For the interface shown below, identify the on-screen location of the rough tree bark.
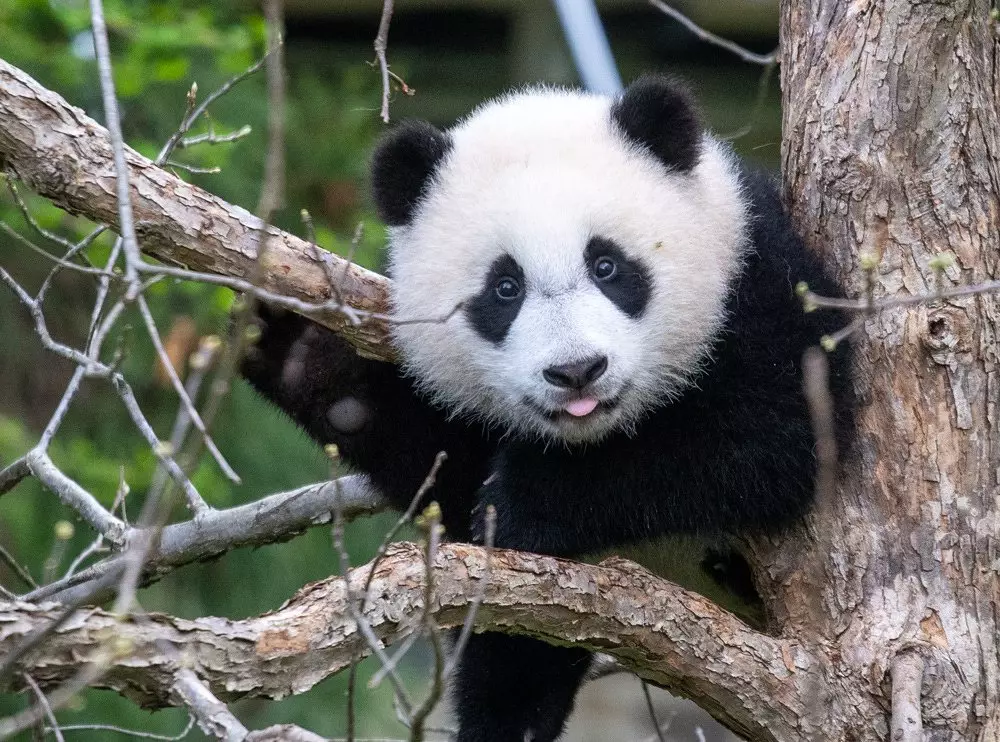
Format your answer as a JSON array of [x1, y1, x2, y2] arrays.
[[742, 1, 1000, 740], [2, 1, 999, 739]]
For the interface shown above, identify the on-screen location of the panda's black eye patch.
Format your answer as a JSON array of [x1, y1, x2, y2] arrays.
[[466, 254, 526, 345], [584, 237, 650, 318]]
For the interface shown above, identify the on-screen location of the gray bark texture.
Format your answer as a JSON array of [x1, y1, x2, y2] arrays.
[[0, 57, 394, 361], [1, 0, 1000, 739]]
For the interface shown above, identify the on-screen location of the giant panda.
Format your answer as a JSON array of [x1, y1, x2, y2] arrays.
[[241, 75, 854, 742]]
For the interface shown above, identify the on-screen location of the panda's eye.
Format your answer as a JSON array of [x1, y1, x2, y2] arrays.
[[592, 256, 618, 281], [495, 276, 522, 301]]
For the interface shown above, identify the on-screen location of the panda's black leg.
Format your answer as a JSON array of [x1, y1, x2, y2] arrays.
[[451, 631, 591, 742]]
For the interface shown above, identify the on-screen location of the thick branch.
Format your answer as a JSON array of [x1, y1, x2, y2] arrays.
[[24, 475, 384, 606], [0, 58, 393, 361], [0, 543, 852, 742]]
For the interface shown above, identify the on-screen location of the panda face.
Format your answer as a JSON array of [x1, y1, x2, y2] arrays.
[[377, 80, 748, 444]]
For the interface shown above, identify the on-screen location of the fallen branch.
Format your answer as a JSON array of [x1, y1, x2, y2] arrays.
[[0, 542, 860, 742], [0, 58, 394, 361]]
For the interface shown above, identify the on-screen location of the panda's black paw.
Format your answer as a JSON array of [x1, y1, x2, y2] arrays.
[[240, 302, 313, 390]]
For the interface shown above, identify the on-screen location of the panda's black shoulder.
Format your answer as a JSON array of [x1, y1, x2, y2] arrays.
[[734, 162, 841, 299], [722, 159, 855, 455]]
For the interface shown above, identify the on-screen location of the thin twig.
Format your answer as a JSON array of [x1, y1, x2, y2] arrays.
[[136, 295, 238, 484], [147, 335, 221, 501], [47, 716, 195, 740], [408, 505, 444, 742], [332, 482, 414, 719], [0, 542, 37, 589], [157, 55, 272, 164], [801, 348, 838, 506], [257, 0, 286, 218], [22, 673, 64, 742], [0, 221, 113, 278], [373, 0, 396, 123], [165, 161, 221, 175], [722, 52, 778, 140], [178, 125, 252, 149], [444, 504, 495, 679], [802, 278, 1000, 312], [89, 0, 142, 291], [109, 374, 208, 514], [641, 681, 666, 742], [648, 0, 778, 65]]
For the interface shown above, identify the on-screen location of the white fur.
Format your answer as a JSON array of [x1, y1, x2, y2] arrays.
[[388, 86, 749, 443]]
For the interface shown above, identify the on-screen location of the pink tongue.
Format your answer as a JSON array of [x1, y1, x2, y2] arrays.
[[564, 397, 599, 417]]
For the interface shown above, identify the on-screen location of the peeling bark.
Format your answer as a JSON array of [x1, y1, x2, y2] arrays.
[[0, 58, 394, 361], [0, 543, 877, 742]]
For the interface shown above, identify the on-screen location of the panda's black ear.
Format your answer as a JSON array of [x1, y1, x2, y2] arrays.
[[611, 75, 702, 173], [371, 120, 452, 226]]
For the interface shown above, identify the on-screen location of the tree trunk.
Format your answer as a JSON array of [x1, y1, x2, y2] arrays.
[[748, 2, 1000, 739]]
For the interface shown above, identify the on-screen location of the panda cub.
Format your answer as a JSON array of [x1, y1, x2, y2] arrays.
[[242, 76, 853, 742]]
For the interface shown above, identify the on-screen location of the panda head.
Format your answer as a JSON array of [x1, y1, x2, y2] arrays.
[[372, 76, 749, 444]]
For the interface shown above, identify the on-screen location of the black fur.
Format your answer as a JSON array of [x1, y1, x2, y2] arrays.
[[465, 254, 527, 345], [584, 236, 651, 318], [371, 120, 452, 226], [611, 75, 702, 173], [241, 81, 854, 742]]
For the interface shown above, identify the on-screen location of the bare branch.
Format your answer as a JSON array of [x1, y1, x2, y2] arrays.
[[88, 0, 142, 290], [1, 543, 862, 741], [373, 0, 396, 123], [49, 716, 194, 740], [23, 673, 64, 742], [25, 475, 385, 606], [0, 58, 394, 361], [0, 457, 29, 496], [648, 1, 778, 66], [25, 450, 126, 544], [171, 669, 248, 742]]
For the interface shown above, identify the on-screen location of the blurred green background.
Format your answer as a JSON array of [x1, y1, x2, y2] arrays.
[[0, 0, 779, 739]]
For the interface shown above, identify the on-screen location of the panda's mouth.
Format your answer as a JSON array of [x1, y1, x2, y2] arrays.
[[525, 389, 627, 422]]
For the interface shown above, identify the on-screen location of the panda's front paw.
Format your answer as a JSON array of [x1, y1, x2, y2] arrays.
[[240, 302, 306, 384]]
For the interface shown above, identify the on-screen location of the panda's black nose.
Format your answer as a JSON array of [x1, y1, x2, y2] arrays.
[[543, 356, 608, 389]]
